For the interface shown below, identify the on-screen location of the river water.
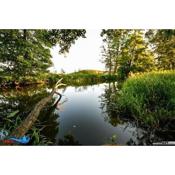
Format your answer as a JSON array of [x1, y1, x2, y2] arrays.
[[54, 83, 146, 145], [0, 82, 167, 145]]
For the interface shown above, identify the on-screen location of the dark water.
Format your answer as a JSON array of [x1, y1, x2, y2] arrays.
[[0, 82, 170, 145], [54, 83, 146, 145]]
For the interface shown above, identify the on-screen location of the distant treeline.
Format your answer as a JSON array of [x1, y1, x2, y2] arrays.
[[47, 70, 117, 86]]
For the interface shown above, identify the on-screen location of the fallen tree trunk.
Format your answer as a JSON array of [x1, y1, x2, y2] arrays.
[[11, 79, 65, 138]]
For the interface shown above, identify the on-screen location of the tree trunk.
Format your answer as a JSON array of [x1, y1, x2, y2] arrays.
[[11, 79, 65, 138]]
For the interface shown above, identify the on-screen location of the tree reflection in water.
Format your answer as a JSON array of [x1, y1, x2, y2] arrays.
[[99, 82, 157, 145], [99, 81, 122, 127], [0, 85, 60, 145], [1, 83, 174, 145], [99, 82, 175, 145], [58, 133, 81, 145]]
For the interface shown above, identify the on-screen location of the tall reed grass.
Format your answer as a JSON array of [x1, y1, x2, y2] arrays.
[[118, 70, 175, 126]]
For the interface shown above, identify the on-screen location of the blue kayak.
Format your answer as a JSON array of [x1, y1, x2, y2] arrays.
[[9, 136, 30, 144]]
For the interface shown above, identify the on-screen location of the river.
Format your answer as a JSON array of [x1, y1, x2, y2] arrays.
[[0, 82, 169, 145]]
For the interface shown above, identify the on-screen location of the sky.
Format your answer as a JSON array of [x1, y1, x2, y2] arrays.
[[50, 29, 105, 73]]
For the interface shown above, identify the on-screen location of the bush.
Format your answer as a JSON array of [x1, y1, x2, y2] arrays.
[[117, 70, 175, 126]]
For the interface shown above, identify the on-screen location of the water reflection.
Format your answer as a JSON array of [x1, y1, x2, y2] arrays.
[[1, 83, 173, 145], [58, 134, 81, 145], [99, 82, 121, 127], [55, 83, 148, 145], [98, 82, 153, 145], [0, 85, 60, 145], [99, 82, 175, 145]]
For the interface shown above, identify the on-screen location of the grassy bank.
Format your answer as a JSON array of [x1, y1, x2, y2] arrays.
[[47, 70, 117, 86], [117, 70, 175, 127], [0, 70, 117, 88]]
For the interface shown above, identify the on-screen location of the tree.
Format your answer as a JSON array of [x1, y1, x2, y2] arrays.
[[101, 29, 128, 75], [101, 44, 113, 75], [120, 30, 155, 76], [145, 29, 175, 69], [101, 29, 155, 79], [0, 29, 86, 84]]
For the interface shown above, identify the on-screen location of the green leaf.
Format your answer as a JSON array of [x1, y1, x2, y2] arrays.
[[7, 110, 19, 118]]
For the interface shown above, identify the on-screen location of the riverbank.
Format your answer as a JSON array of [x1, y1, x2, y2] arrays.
[[47, 71, 117, 86], [0, 82, 149, 145], [0, 70, 117, 88], [116, 70, 175, 128]]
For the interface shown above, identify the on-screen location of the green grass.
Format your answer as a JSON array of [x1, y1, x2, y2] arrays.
[[47, 71, 117, 86], [117, 70, 175, 126]]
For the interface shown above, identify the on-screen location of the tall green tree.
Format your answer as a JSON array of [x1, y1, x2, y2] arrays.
[[145, 29, 175, 69], [101, 29, 128, 75], [0, 29, 86, 83], [101, 29, 155, 79], [120, 30, 155, 77]]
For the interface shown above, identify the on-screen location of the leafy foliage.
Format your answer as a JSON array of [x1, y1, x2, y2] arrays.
[[145, 29, 175, 69], [0, 29, 86, 85], [101, 30, 156, 79]]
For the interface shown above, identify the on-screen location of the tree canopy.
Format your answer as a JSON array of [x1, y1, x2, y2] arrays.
[[1, 29, 175, 85], [0, 29, 86, 83], [101, 29, 155, 79], [101, 29, 175, 79], [145, 29, 175, 69]]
